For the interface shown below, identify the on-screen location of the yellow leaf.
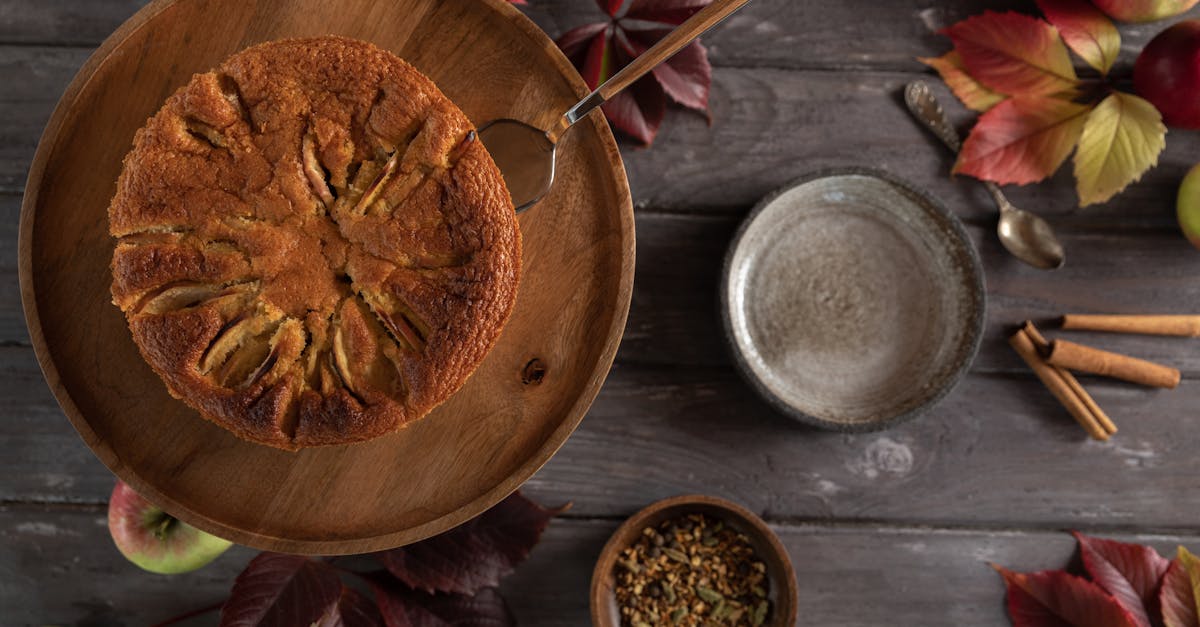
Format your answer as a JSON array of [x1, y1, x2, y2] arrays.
[[918, 51, 1006, 112], [1180, 546, 1200, 620], [1074, 92, 1167, 207]]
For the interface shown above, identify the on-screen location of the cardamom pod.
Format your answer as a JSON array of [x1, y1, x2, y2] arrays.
[[696, 585, 723, 604], [664, 547, 690, 564]]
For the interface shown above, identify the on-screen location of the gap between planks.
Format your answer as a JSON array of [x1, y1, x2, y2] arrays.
[[6, 501, 1200, 540]]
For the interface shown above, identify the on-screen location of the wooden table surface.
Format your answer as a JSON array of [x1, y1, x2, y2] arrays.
[[5, 1, 1200, 625]]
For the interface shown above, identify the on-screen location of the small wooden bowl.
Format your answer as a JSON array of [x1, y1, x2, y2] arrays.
[[591, 495, 798, 627]]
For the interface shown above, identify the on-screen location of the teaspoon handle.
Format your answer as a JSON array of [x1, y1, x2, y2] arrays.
[[904, 82, 1021, 214], [904, 81, 962, 153]]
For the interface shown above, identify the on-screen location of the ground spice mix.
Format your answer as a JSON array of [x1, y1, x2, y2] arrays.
[[614, 513, 771, 626]]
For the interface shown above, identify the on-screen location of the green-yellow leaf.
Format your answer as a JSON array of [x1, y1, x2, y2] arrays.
[[1074, 92, 1166, 207], [918, 51, 1006, 112], [1180, 546, 1200, 620]]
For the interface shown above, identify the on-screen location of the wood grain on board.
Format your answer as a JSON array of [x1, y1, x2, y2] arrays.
[[18, 0, 633, 553]]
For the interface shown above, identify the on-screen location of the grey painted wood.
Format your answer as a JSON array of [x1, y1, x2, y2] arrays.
[[9, 198, 1200, 370], [8, 0, 1200, 623], [1, 46, 1192, 226], [0, 1, 147, 46], [1, 195, 28, 345], [0, 505, 254, 627], [523, 0, 1200, 74], [4, 0, 1198, 72], [620, 213, 1200, 371], [5, 505, 1200, 627], [9, 340, 1200, 530]]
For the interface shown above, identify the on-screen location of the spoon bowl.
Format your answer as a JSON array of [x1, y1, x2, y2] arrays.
[[478, 119, 556, 213], [480, 0, 752, 213], [904, 81, 1065, 270], [989, 183, 1067, 269]]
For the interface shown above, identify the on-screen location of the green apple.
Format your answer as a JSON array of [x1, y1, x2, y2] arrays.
[[107, 480, 232, 574], [1179, 163, 1200, 249]]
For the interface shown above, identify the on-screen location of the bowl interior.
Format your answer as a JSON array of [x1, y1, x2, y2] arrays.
[[590, 495, 798, 627], [723, 170, 983, 430]]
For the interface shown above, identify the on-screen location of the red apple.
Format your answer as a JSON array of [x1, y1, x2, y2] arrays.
[[1135, 20, 1200, 129], [108, 480, 232, 574], [1092, 0, 1199, 22]]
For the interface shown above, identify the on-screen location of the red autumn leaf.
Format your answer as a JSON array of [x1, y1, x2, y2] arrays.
[[581, 26, 617, 88], [626, 0, 710, 24], [603, 73, 668, 144], [1161, 547, 1200, 627], [376, 492, 565, 595], [918, 51, 1007, 112], [622, 28, 711, 112], [1035, 0, 1121, 75], [1073, 532, 1170, 627], [597, 0, 626, 17], [557, 23, 608, 60], [995, 565, 1140, 627], [371, 578, 513, 627], [553, 0, 715, 145], [944, 11, 1079, 97], [219, 553, 343, 627], [954, 95, 1090, 185], [337, 588, 387, 627]]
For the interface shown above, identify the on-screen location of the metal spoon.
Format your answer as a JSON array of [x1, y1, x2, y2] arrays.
[[904, 81, 1065, 270], [480, 0, 752, 213]]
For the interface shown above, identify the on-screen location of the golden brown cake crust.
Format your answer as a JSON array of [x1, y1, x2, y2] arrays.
[[108, 37, 520, 450]]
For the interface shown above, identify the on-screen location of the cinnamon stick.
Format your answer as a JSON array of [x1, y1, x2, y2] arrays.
[[1061, 314, 1200, 337], [1009, 325, 1112, 440], [1022, 323, 1118, 436], [1046, 339, 1180, 389]]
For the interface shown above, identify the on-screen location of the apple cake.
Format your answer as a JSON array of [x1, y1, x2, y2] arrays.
[[108, 37, 521, 450]]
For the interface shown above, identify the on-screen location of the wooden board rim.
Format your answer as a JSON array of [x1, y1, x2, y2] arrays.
[[18, 0, 636, 553]]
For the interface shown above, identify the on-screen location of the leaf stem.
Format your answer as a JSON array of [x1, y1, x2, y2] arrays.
[[148, 601, 224, 627]]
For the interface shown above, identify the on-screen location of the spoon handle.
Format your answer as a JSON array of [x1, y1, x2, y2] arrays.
[[904, 81, 1017, 214], [903, 81, 962, 153], [550, 0, 752, 141]]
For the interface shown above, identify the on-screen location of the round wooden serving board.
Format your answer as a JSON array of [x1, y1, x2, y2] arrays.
[[18, 0, 634, 554]]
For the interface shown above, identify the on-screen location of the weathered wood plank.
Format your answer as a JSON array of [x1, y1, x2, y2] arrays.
[[619, 212, 1200, 372], [0, 46, 91, 194], [9, 342, 1200, 529], [5, 505, 1200, 626], [0, 505, 254, 627], [1, 195, 29, 345], [4, 44, 1195, 227], [622, 67, 1197, 224], [0, 0, 147, 46], [4, 0, 1197, 74], [0, 347, 114, 503], [522, 0, 1200, 74], [10, 204, 1200, 371], [523, 365, 1200, 527], [508, 520, 1200, 627]]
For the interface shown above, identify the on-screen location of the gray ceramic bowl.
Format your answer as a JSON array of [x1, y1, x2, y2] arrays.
[[721, 168, 985, 432]]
